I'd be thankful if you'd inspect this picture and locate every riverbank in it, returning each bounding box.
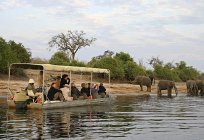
[0,77,187,96]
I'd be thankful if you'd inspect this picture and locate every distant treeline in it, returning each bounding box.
[1,36,203,82]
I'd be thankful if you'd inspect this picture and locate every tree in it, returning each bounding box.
[114,52,134,63]
[93,50,114,60]
[148,56,163,68]
[8,41,31,63]
[124,61,146,80]
[175,61,199,81]
[0,37,31,73]
[90,57,125,79]
[48,30,96,60]
[49,51,70,65]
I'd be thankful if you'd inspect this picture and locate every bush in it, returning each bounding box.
[154,65,180,81]
[49,51,69,65]
[69,60,86,67]
[90,57,125,79]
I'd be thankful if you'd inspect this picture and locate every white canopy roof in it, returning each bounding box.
[10,63,110,74]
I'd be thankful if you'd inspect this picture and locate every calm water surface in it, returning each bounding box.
[0,94,204,140]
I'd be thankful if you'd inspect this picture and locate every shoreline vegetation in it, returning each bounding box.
[1,36,204,97]
[0,74,187,97]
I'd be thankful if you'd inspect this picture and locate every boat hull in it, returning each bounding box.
[7,97,112,110]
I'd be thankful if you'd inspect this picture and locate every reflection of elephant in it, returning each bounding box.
[186,80,198,96]
[149,75,155,85]
[132,76,151,92]
[196,80,204,96]
[157,80,178,97]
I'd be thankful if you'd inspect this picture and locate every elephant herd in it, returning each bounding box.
[131,76,204,97]
[186,80,204,96]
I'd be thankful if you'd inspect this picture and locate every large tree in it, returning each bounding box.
[8,41,31,63]
[48,30,96,60]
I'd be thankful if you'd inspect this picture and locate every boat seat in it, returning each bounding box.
[27,90,38,102]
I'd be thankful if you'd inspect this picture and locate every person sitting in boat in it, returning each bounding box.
[47,82,65,101]
[60,74,70,88]
[98,83,106,98]
[90,83,99,99]
[71,82,81,100]
[26,79,44,103]
[80,83,89,99]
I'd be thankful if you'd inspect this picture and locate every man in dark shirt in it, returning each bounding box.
[60,74,70,88]
[71,82,80,100]
[48,82,65,101]
[98,83,106,98]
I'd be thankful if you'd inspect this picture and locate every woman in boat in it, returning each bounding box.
[98,83,106,98]
[60,74,70,88]
[71,82,81,100]
[90,83,99,99]
[47,82,65,101]
[26,79,44,102]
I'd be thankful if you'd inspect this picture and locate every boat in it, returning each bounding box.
[7,63,112,110]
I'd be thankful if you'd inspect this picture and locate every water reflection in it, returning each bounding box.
[0,95,204,139]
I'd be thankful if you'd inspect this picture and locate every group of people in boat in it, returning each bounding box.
[25,73,107,103]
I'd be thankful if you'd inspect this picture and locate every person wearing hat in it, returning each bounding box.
[26,79,44,103]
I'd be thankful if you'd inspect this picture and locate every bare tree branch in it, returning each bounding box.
[48,30,96,60]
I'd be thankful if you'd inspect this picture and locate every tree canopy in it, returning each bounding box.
[48,30,96,60]
[0,37,31,73]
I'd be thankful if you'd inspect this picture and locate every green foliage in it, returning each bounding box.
[146,69,154,76]
[69,60,86,67]
[175,61,199,81]
[0,37,31,73]
[49,51,70,65]
[90,57,125,79]
[8,41,31,63]
[153,60,200,82]
[154,65,180,81]
[198,73,204,80]
[124,61,146,80]
[114,52,134,63]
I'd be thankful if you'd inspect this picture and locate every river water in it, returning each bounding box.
[0,94,204,140]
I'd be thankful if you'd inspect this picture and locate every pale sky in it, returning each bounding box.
[0,0,204,71]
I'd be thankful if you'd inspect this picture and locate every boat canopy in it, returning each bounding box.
[10,63,110,74]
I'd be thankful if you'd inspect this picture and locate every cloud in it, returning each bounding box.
[1,0,204,71]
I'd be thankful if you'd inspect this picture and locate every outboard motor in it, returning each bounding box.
[14,90,28,109]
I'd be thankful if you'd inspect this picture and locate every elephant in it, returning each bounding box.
[157,80,178,97]
[196,80,204,96]
[186,80,198,96]
[149,75,155,85]
[132,76,151,92]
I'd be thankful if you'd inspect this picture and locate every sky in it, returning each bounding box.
[0,0,204,71]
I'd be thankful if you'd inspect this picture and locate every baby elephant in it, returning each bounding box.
[157,80,178,97]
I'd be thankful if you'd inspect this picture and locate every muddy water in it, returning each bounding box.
[0,94,204,139]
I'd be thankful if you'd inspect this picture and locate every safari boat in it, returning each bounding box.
[7,63,112,110]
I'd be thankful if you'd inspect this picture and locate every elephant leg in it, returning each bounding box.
[195,89,198,96]
[167,89,172,97]
[200,89,204,96]
[147,86,151,92]
[157,88,162,97]
[140,85,143,91]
